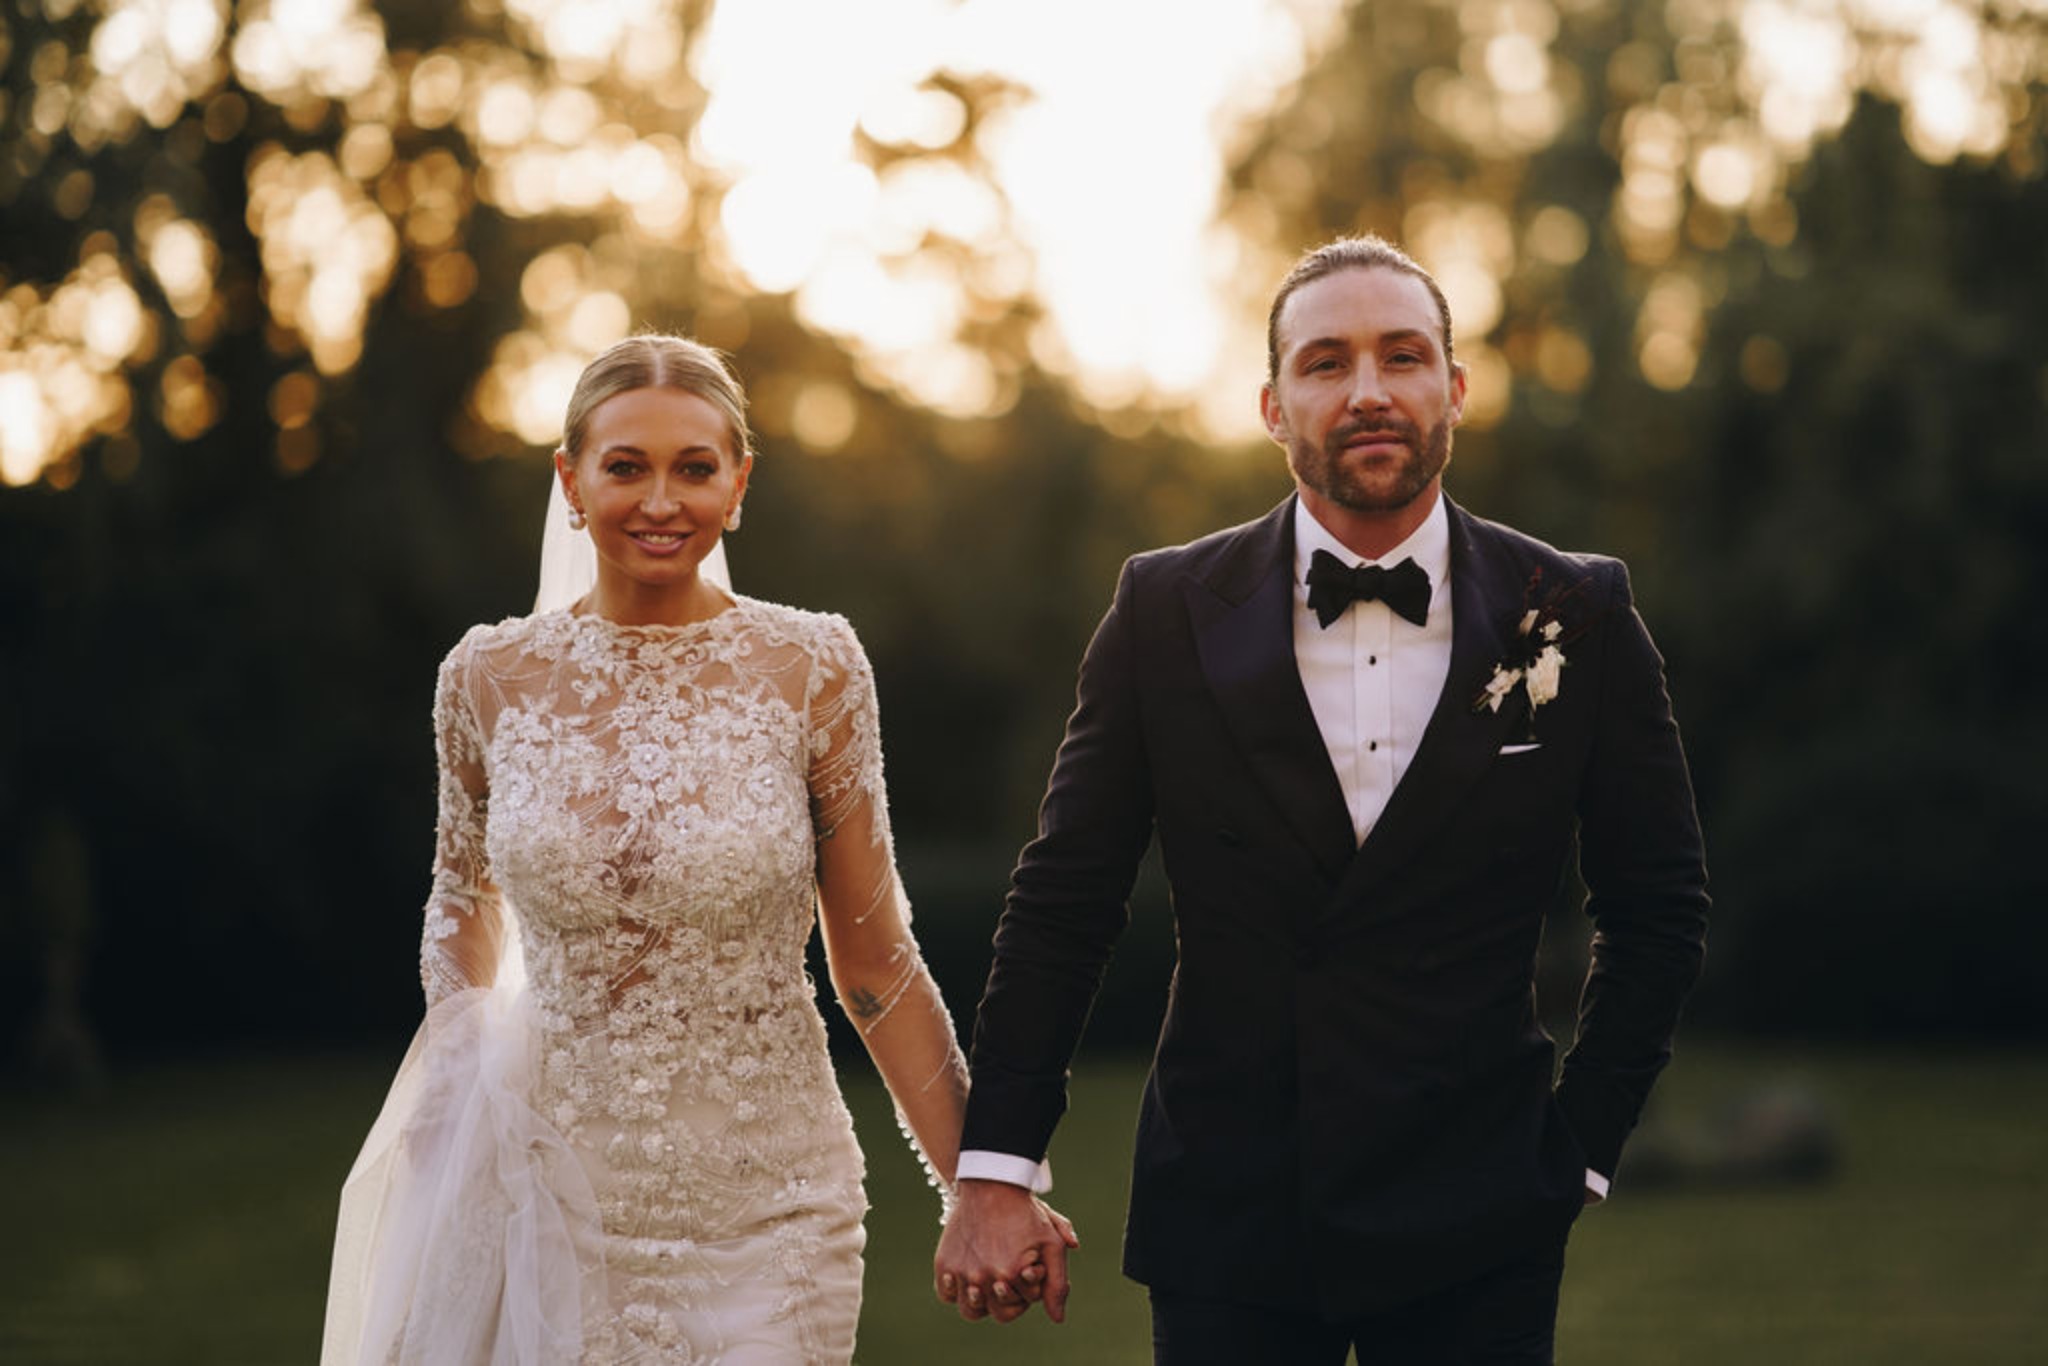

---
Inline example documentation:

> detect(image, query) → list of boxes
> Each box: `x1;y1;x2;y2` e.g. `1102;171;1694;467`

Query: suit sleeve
1555;559;1710;1179
962;560;1157;1162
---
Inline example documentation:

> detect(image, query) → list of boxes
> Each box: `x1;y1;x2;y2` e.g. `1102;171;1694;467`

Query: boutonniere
1472;568;1596;738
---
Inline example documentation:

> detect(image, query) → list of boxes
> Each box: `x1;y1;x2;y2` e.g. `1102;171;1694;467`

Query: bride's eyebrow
594;442;720;458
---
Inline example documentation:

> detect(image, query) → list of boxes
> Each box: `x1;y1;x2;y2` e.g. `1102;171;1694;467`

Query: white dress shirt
960;491;1606;1199
1292;495;1453;844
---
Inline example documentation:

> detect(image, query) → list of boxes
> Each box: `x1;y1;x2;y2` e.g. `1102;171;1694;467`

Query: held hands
933;1179;1080;1324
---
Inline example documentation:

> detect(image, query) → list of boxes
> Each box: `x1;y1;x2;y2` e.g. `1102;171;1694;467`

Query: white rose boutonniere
1480;665;1522;712
1525;641;1565;706
1472;570;1596;740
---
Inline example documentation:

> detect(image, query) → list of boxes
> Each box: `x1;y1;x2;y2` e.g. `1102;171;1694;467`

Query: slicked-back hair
1265;236;1457;386
561;334;753;465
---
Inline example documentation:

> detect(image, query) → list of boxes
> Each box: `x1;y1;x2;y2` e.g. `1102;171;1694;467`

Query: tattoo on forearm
846;988;884;1020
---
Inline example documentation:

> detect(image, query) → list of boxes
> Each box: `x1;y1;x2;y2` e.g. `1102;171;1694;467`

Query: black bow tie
1305;549;1431;629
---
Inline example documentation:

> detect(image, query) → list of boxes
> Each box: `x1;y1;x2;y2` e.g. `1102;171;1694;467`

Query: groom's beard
1288;412;1453;514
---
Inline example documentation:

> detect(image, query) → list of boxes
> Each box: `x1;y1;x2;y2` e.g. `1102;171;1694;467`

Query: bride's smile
554;384;752;625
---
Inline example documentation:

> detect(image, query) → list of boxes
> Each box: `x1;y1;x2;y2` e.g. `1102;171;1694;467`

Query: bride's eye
604;458;642;477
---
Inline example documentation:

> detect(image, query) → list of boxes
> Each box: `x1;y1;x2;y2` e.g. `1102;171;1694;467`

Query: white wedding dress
323;595;959;1364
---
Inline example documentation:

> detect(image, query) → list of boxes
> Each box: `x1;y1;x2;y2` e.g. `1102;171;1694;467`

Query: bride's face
557;385;750;598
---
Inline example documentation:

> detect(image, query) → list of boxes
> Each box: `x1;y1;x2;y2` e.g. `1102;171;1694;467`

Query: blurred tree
4;0;2043;1065
1665;100;2048;1033
0;0;1275;1062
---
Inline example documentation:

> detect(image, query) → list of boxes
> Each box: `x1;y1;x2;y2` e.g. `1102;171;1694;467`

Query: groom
933;236;1709;1362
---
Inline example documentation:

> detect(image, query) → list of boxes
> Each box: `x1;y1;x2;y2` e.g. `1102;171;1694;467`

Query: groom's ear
1259;383;1288;445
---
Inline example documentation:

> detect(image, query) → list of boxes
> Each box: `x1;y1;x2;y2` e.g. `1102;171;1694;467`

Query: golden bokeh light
53;169;95;220
564;292;632;354
681;0;1322;439
231;0;387;104
0;371;55;487
245;147;398;374
406;51;465;130
0;255;153;485
1524;206;1589;268
88;0;229;130
1639;331;1700;391
159;353;221;440
474;78;535;149
1408;199;1515;341
1535;326;1594;396
475;242;639;448
476;331;587;448
419;251;479;309
500;0;681;80
800;250;960;361
1458;342;1512;430
138;200;220;322
6;0;2046;488
339;121;394;181
790;380;860;453
859;85;969;150
268;369;320;429
719;164;882;296
1693;138;1762;209
519;246;587;316
1637;271;1706;392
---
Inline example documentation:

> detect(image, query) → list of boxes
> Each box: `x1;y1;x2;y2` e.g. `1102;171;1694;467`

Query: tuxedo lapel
1328;499;1531;912
1184;499;1357;881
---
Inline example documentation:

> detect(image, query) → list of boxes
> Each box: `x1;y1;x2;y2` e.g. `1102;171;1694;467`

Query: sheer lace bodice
409;596;962;1362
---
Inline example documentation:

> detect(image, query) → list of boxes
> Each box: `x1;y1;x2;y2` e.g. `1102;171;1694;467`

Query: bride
322;334;1063;1363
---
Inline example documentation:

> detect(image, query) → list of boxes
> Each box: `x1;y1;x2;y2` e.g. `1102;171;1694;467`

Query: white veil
534;475;731;613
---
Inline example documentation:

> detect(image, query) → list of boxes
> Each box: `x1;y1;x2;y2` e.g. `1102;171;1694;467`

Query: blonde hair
560;334;753;464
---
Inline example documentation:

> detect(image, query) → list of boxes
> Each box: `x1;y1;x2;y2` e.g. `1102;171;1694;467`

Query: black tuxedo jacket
961;494;1709;1317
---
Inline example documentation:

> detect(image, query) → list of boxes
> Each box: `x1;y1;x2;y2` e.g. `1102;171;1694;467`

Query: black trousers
1149;1238;1568;1366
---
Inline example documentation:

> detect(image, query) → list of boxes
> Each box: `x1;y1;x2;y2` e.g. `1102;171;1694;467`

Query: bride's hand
935;1182;1079;1324
999;1198;1079;1316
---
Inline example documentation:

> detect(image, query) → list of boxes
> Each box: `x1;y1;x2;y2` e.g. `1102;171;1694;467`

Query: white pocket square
1498;742;1542;756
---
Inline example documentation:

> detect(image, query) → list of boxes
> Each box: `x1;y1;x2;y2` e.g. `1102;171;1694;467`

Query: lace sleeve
421;638;505;1007
808;618;967;1217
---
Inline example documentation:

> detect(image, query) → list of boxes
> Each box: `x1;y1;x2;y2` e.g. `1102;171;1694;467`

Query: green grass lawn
2;1043;2043;1364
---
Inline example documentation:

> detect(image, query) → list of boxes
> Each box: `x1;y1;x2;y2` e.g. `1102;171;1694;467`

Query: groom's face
1261;266;1468;517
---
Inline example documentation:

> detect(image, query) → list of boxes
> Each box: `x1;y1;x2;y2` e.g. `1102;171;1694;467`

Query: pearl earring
567;505;587;531
724;504;743;532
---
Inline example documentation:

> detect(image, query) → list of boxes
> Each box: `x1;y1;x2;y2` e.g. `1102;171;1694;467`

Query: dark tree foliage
0;0;1276;1068
4;0;2044;1076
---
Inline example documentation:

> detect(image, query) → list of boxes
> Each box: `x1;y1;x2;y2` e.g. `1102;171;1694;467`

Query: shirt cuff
956;1149;1054;1193
1585;1167;1611;1201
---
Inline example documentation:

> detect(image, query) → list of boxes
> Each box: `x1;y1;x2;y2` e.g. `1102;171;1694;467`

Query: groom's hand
934;1180;1078;1324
